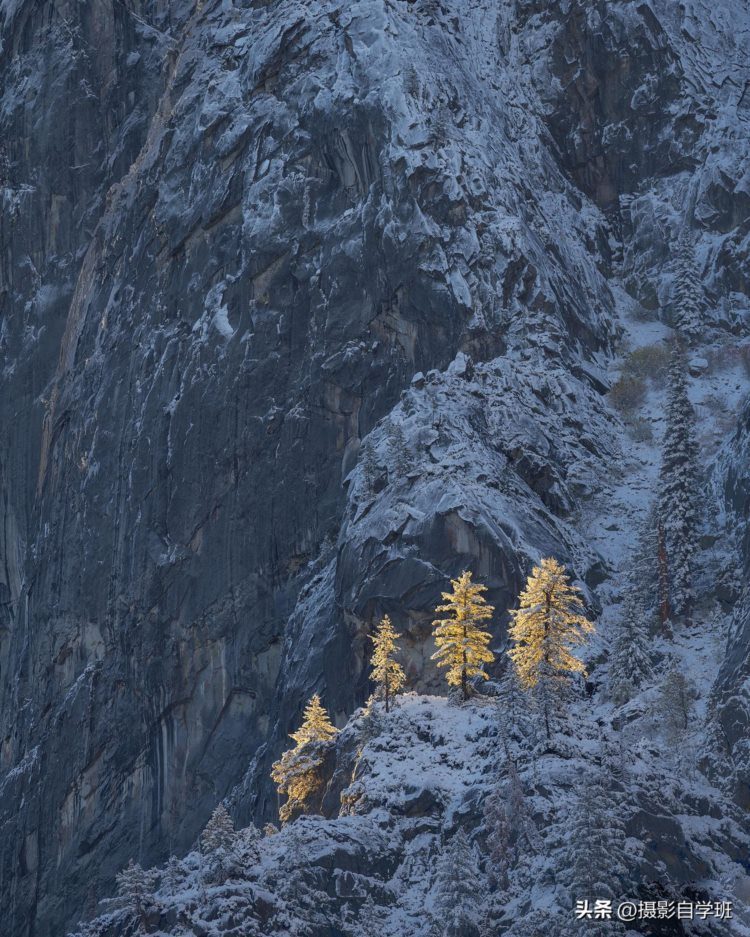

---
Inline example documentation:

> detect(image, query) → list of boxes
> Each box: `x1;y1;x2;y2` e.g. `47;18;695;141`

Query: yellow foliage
369;615;406;711
507;557;594;691
431;570;495;698
270;694;338;824
289;694;338;746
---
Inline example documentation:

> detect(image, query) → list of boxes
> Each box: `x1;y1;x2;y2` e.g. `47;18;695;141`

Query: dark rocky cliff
1;1;749;935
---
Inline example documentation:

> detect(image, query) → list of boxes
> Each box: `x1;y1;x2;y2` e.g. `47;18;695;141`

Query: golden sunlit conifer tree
507;558;594;737
270;694;338;824
431;570;495;700
369;615;406;712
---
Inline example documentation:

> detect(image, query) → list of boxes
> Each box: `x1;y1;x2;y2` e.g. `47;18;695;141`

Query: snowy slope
70;688;750;936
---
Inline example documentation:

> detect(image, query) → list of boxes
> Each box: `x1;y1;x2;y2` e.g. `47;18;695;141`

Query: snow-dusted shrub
609;374;647;416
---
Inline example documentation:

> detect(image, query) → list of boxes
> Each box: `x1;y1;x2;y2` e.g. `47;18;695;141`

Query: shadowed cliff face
1;0;749;934
716;401;750;809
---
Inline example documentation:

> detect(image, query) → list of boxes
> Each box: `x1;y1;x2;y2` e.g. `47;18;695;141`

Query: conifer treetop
290;694;339;746
369;615;406;710
508;558;594;690
431;570;495;696
201;803;235;854
272;695;338;824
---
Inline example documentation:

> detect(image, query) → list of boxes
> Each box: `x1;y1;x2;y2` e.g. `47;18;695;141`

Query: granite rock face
1;1;749;935
715;400;750;808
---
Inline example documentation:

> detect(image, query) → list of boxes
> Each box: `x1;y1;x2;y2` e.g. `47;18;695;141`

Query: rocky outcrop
71;695;750;937
714;399;750;808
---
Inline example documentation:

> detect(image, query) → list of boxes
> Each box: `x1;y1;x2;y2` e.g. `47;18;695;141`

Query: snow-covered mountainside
71;691;750;936
1;0;749;934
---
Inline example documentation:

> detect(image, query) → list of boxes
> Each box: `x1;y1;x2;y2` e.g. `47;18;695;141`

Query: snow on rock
70;691;750;936
2;0;750;933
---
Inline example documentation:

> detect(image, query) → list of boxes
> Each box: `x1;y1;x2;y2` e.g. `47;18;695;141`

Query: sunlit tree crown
271;694;338;824
290;694;339;746
431;570;495;698
370;615;406;710
508;557;594;690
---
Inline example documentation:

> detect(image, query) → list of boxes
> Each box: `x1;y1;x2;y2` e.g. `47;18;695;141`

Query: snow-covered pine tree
200;803;241;882
271;824;337;937
657;514;672;632
386;418;412;478
237;821;262;865
608;580;653;705
431;828;485;937
658;341;701;621
672;228;704;343
556;781;630;936
658;661;695;742
495;663;536;751
369;614;406;712
288;694;339;747
201;802;235;852
360;440;378;497
163;855;187;894
630;506;661;625
271;694;338;824
482;779;512;891
431;570;495;700
483;750;540;892
507;558;594;737
113;860;160;926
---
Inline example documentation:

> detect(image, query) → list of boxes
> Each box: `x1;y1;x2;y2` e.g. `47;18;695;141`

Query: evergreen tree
201;802;235;853
495;664;536;751
386;419;412;478
431;828;485;937
369;614;406;712
288;694;338;746
631;507;661;625
271;694;338;824
658;342;701;620
609;584;653;705
483;782;512;890
431;570;495;700
626;503;672;636
112;860;159;927
201;803;240;882
483;753;536;890
360;440;378;497
658;661;695;742
672;228;704;343
507;559;594;737
163;855;187;894
237;821;262;865
556;781;630;936
657;514;672;633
